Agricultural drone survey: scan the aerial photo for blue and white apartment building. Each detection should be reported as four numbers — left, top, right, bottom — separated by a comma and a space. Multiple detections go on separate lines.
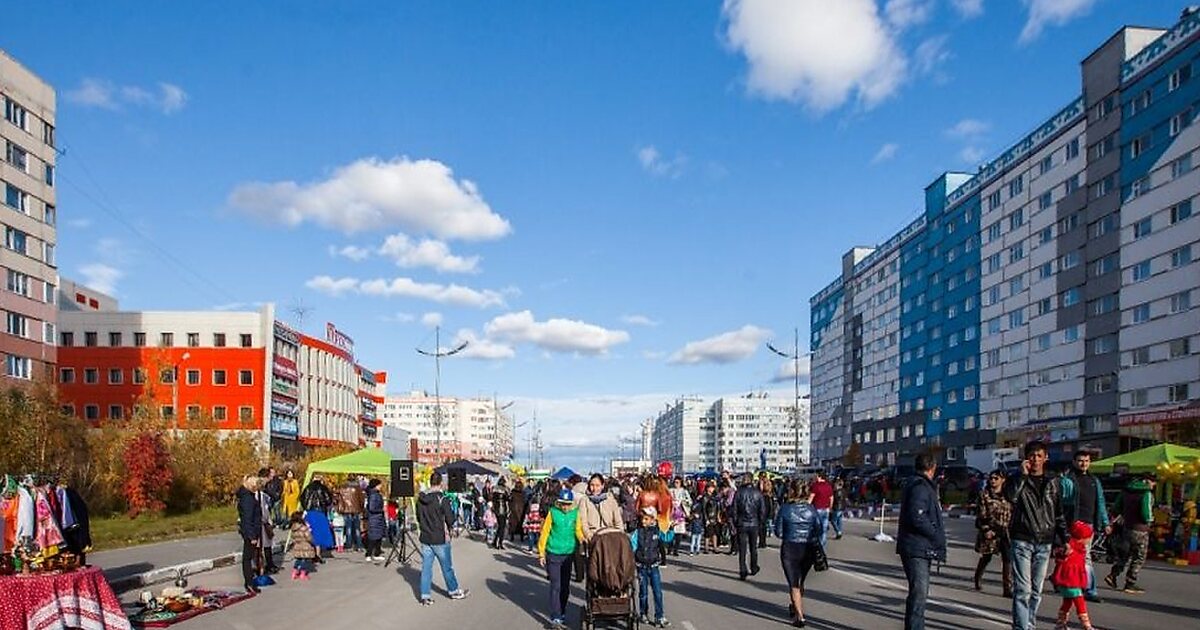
809, 10, 1200, 467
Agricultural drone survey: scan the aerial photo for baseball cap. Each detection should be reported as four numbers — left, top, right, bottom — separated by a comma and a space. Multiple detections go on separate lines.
557, 488, 575, 503
641, 506, 658, 518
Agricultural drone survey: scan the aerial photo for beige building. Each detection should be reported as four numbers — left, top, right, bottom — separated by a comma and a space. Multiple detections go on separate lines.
381, 391, 514, 465
0, 50, 57, 383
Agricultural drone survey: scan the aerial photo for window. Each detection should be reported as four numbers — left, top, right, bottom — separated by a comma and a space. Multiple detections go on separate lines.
186, 405, 201, 421
1131, 135, 1148, 158
1172, 199, 1194, 223
1064, 326, 1080, 343
1093, 175, 1116, 199
213, 333, 226, 347
187, 332, 199, 347
160, 368, 176, 384
1037, 333, 1051, 351
1009, 242, 1024, 263
1062, 287, 1081, 307
213, 369, 227, 385
1039, 226, 1053, 244
109, 405, 123, 420
4, 183, 28, 213
5, 354, 30, 379
42, 243, 53, 265
162, 406, 175, 420
1092, 253, 1119, 277
1130, 176, 1151, 198
59, 367, 74, 383
1134, 217, 1152, 239
108, 368, 122, 384
5, 269, 28, 296
134, 332, 146, 347
1092, 212, 1120, 238
186, 369, 200, 385
5, 312, 27, 338
4, 99, 27, 129
240, 334, 253, 348
987, 318, 1002, 335
1010, 274, 1025, 295
1171, 108, 1193, 136
1170, 338, 1191, 358
1088, 375, 1115, 394
1169, 65, 1192, 91
1171, 245, 1192, 268
133, 368, 147, 384
42, 321, 53, 345
1133, 259, 1152, 282
84, 368, 98, 384
1169, 383, 1190, 403
238, 406, 254, 423
1060, 250, 1080, 269
1131, 346, 1150, 365
1036, 297, 1053, 316
1009, 309, 1026, 329
964, 326, 977, 341
160, 332, 174, 347
85, 405, 99, 421
44, 164, 53, 186
5, 141, 28, 171
1132, 303, 1151, 323
239, 370, 253, 385
1170, 291, 1192, 313
986, 252, 1003, 274
988, 190, 1002, 210
102, 332, 120, 348
1038, 262, 1054, 280
5, 227, 27, 254
1173, 154, 1193, 179
1092, 335, 1115, 355
1008, 177, 1023, 197
1066, 137, 1080, 160
1040, 155, 1053, 175
213, 406, 227, 421
987, 222, 1001, 242
1009, 209, 1024, 230
1091, 294, 1118, 315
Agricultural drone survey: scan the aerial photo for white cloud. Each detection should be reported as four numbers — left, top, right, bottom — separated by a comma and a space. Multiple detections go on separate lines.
636, 145, 688, 178
914, 36, 952, 80
421, 312, 443, 328
79, 263, 123, 296
229, 157, 512, 239
871, 143, 900, 165
330, 245, 372, 261
668, 325, 771, 365
306, 275, 507, 307
772, 356, 812, 383
721, 0, 907, 112
945, 118, 991, 140
641, 350, 667, 360
951, 0, 984, 18
884, 0, 935, 30
377, 233, 480, 273
484, 310, 631, 355
305, 275, 360, 297
620, 314, 660, 327
452, 329, 516, 361
65, 78, 188, 114
1020, 0, 1096, 44
960, 145, 987, 164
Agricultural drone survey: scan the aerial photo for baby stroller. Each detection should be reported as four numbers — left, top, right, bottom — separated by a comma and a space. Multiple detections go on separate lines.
583, 528, 638, 630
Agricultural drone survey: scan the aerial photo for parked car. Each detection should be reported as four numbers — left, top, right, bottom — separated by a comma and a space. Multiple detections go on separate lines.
936, 465, 984, 493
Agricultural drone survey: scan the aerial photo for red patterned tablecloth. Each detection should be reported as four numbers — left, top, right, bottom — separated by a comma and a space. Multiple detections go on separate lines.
0, 566, 131, 630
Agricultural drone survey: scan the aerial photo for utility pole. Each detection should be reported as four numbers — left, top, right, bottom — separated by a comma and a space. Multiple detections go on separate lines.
768, 328, 810, 472
416, 326, 467, 466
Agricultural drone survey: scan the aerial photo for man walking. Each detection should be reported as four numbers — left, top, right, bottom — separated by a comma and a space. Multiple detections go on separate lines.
732, 473, 766, 580
1106, 476, 1154, 594
896, 454, 946, 630
1060, 448, 1110, 602
1005, 441, 1067, 630
417, 472, 470, 605
810, 472, 834, 546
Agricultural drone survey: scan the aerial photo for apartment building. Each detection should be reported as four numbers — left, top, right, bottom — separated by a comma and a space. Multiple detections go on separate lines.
296, 323, 387, 449
0, 50, 57, 383
650, 395, 808, 473
809, 10, 1200, 466
380, 391, 514, 465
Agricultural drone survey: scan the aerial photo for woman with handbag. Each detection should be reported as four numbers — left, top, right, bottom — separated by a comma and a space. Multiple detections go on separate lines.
973, 470, 1013, 596
773, 478, 825, 628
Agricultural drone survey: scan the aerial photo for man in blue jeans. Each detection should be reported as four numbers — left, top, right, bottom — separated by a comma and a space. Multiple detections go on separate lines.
1005, 441, 1067, 630
896, 453, 947, 630
416, 472, 470, 605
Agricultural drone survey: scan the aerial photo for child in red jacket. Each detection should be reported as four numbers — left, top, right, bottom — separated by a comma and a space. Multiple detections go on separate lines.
1052, 520, 1095, 630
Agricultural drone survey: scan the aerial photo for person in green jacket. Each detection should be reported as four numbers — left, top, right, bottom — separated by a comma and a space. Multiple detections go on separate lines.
538, 487, 583, 628
1106, 477, 1154, 594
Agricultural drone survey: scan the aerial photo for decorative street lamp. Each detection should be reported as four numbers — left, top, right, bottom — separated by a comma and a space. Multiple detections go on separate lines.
767, 328, 812, 472
416, 326, 468, 466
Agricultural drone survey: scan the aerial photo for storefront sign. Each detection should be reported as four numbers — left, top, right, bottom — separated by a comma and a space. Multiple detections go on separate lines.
274, 321, 300, 346
1119, 403, 1200, 427
326, 322, 355, 355
273, 356, 299, 380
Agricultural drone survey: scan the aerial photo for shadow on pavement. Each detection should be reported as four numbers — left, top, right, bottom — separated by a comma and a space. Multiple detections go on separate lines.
102, 562, 154, 580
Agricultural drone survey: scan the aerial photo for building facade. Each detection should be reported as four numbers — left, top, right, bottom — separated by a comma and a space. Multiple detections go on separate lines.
1, 50, 57, 384
809, 11, 1200, 466
380, 391, 514, 465
650, 395, 807, 473
296, 323, 387, 449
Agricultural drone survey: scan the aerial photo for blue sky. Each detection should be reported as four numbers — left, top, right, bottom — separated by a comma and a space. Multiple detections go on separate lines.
6, 0, 1183, 469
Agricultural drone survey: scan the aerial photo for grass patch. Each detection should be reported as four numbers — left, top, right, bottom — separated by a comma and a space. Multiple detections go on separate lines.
90, 505, 237, 551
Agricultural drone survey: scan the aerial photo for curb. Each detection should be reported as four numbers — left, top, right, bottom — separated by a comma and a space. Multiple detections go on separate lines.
106, 542, 284, 593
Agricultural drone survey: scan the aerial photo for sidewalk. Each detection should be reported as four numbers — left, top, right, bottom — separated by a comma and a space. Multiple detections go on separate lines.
91, 532, 283, 592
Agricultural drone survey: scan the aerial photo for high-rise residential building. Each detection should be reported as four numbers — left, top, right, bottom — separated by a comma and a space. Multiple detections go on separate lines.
380, 391, 514, 465
809, 10, 1200, 467
650, 395, 807, 473
1, 50, 58, 384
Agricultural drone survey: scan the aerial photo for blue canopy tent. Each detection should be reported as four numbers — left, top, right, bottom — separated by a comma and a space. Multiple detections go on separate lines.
551, 466, 577, 480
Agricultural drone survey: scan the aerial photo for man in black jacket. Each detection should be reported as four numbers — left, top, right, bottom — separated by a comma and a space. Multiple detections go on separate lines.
417, 472, 470, 605
236, 476, 263, 593
896, 453, 946, 630
1004, 441, 1067, 630
733, 473, 767, 580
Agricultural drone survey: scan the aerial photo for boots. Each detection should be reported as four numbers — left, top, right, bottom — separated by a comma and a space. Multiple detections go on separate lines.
1078, 611, 1094, 630
291, 569, 300, 580
973, 556, 989, 591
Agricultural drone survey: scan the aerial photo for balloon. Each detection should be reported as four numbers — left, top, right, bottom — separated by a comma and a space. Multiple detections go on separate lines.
657, 461, 674, 478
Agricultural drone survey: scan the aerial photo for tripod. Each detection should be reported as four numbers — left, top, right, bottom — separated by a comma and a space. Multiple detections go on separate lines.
384, 508, 422, 568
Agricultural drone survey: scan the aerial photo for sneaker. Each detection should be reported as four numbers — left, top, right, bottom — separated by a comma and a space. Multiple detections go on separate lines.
639, 614, 651, 625
292, 569, 300, 581
550, 617, 566, 629
420, 597, 434, 606
1123, 584, 1145, 594
1103, 573, 1118, 589
448, 589, 470, 600
656, 618, 670, 627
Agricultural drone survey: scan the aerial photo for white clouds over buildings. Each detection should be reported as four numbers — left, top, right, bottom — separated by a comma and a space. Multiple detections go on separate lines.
484, 310, 630, 355
305, 275, 507, 308
66, 78, 188, 114
669, 325, 771, 365
871, 143, 900, 164
1020, 0, 1096, 44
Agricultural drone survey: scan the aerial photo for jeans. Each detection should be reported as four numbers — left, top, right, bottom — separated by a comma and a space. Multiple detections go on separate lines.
637, 565, 664, 620
900, 554, 931, 630
344, 513, 362, 550
737, 528, 760, 577
830, 510, 844, 537
546, 553, 572, 621
462, 504, 475, 530
1011, 540, 1051, 630
1083, 536, 1096, 597
293, 557, 313, 572
689, 532, 701, 554
815, 509, 831, 546
420, 543, 460, 600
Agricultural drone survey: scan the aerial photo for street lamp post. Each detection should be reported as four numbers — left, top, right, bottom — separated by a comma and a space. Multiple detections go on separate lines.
416, 326, 468, 466
171, 352, 191, 432
768, 328, 811, 472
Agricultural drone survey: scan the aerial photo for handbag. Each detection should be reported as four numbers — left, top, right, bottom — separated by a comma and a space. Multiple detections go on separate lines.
811, 541, 829, 572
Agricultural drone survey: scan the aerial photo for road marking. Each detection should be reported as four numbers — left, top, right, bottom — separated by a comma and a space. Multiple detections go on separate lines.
829, 566, 1010, 627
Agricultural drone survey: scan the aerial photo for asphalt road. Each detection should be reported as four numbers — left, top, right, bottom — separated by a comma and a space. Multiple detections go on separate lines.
128, 517, 1199, 630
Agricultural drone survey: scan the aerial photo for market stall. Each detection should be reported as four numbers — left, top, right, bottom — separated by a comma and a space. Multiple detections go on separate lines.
1092, 443, 1200, 565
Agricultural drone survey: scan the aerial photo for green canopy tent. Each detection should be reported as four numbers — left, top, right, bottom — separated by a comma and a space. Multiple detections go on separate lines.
1090, 443, 1200, 475
303, 447, 395, 486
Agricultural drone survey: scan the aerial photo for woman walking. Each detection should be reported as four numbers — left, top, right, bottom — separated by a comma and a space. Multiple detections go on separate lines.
364, 479, 387, 562
491, 478, 510, 549
282, 470, 301, 519
509, 480, 528, 544
774, 479, 823, 628
974, 469, 1013, 597
579, 473, 623, 543
537, 488, 583, 629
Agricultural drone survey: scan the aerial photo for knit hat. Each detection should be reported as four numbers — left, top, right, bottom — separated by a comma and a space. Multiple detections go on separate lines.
557, 488, 575, 504
1069, 520, 1093, 541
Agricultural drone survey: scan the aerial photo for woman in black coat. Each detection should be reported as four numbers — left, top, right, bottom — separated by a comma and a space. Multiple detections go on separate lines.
364, 479, 387, 561
508, 480, 527, 542
236, 475, 263, 593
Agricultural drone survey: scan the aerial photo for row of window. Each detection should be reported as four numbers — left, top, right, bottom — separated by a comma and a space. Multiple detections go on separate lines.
59, 331, 255, 348
4, 226, 54, 265
60, 366, 255, 386
1125, 383, 1194, 408
67, 403, 255, 423
4, 98, 54, 147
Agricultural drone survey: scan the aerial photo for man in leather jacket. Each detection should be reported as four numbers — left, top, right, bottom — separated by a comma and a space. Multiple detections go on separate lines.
733, 474, 767, 580
1004, 441, 1067, 630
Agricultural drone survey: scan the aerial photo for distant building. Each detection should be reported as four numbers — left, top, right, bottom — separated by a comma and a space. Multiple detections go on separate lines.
650, 394, 809, 473
381, 391, 514, 465
297, 323, 386, 450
